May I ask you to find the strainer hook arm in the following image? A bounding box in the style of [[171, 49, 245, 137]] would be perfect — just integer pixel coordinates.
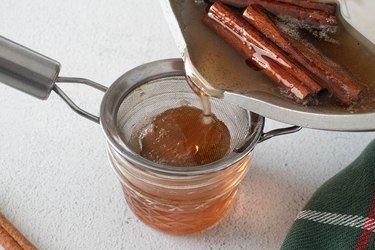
[[54, 77, 108, 124], [0, 36, 107, 123], [259, 125, 302, 143]]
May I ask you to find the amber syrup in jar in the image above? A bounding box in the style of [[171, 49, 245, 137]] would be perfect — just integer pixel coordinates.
[[139, 105, 230, 167], [120, 153, 251, 235]]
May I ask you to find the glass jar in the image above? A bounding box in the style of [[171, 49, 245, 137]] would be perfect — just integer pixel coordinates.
[[108, 145, 252, 234]]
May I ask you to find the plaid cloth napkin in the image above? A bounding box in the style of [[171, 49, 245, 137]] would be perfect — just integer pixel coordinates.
[[281, 139, 375, 250]]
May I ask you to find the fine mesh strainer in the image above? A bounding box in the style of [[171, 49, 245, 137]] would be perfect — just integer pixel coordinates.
[[0, 35, 301, 175], [116, 76, 250, 153], [110, 74, 255, 174]]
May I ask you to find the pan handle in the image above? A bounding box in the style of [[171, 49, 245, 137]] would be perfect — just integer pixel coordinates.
[[0, 35, 107, 124], [259, 125, 302, 143]]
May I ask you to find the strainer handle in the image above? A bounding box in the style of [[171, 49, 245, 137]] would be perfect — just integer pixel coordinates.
[[259, 125, 302, 143], [0, 35, 60, 100], [54, 77, 107, 123], [0, 35, 108, 123]]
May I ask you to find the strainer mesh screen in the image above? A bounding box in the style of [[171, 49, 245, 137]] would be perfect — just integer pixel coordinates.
[[116, 76, 251, 162]]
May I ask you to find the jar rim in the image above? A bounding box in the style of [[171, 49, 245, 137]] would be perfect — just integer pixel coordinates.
[[100, 59, 264, 176]]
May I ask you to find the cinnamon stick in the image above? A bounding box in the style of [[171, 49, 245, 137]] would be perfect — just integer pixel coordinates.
[[245, 0, 337, 28], [0, 213, 37, 250], [243, 4, 362, 105], [204, 2, 317, 103], [207, 2, 322, 93], [292, 39, 362, 105], [209, 0, 337, 14], [0, 226, 23, 250], [209, 0, 249, 8], [272, 0, 337, 14]]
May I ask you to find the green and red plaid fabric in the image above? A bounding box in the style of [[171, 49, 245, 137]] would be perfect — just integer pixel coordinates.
[[282, 140, 375, 250]]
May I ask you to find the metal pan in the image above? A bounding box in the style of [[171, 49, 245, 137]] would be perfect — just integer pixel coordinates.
[[160, 0, 375, 131]]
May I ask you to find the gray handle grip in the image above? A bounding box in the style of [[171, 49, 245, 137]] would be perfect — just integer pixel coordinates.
[[0, 36, 61, 100]]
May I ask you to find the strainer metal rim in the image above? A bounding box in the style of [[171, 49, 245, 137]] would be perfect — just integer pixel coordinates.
[[99, 58, 265, 176]]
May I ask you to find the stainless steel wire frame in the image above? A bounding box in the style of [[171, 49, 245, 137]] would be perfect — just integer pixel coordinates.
[[54, 77, 108, 123]]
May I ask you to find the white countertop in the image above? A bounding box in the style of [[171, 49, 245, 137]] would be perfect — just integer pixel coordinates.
[[1, 1, 374, 249]]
